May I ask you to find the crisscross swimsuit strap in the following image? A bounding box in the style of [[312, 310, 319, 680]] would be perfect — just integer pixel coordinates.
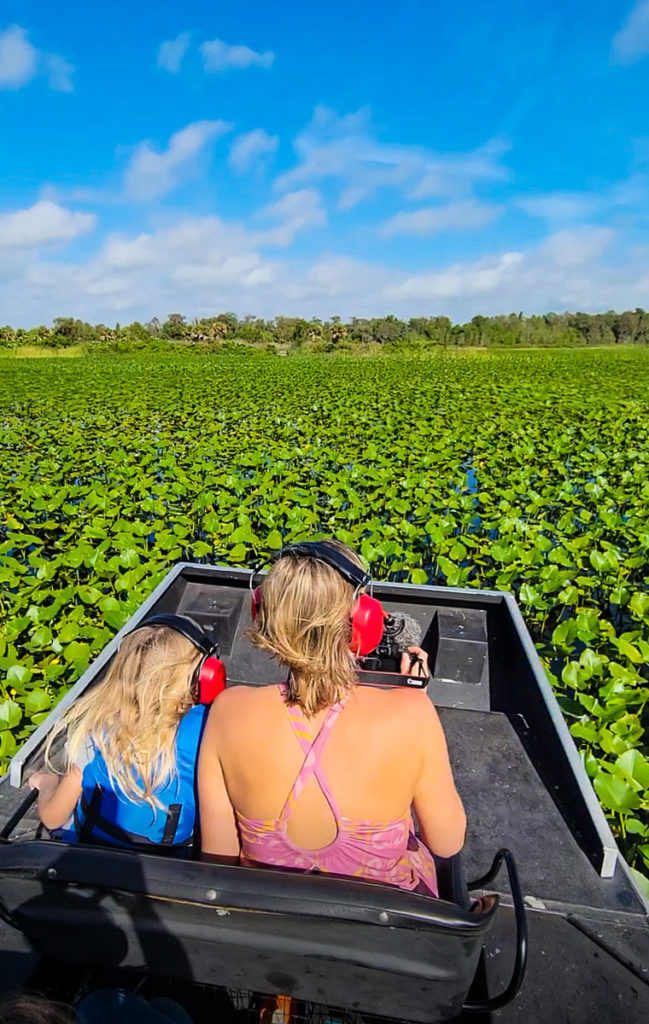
[[278, 684, 347, 824]]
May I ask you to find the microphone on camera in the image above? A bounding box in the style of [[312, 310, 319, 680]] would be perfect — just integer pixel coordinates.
[[382, 613, 422, 651]]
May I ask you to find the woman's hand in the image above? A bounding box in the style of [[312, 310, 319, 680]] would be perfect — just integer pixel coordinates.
[[400, 645, 429, 678]]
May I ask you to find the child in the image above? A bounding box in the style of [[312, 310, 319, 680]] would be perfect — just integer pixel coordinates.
[[29, 622, 208, 848]]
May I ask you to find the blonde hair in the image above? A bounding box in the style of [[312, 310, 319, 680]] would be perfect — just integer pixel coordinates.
[[250, 540, 366, 716], [47, 626, 200, 808], [0, 993, 75, 1024]]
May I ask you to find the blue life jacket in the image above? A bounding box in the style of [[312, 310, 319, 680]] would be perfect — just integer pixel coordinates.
[[69, 704, 208, 849]]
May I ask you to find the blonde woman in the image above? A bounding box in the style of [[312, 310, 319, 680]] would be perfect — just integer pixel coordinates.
[[29, 618, 212, 848], [198, 541, 466, 896]]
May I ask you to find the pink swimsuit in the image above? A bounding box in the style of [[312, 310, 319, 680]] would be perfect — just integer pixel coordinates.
[[236, 685, 438, 897]]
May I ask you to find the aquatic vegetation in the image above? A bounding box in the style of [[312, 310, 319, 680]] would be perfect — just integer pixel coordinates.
[[1, 348, 648, 877]]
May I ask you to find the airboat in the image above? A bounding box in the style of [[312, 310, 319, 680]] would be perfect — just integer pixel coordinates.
[[0, 563, 647, 1023]]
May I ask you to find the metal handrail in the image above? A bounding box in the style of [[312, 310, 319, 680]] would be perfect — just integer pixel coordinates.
[[463, 848, 528, 1014]]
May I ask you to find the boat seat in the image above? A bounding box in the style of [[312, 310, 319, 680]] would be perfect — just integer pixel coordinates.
[[0, 839, 507, 1023]]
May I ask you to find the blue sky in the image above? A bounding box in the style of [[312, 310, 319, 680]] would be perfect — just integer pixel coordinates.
[[1, 0, 649, 326]]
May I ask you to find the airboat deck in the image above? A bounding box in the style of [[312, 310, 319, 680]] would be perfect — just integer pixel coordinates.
[[0, 564, 648, 1023]]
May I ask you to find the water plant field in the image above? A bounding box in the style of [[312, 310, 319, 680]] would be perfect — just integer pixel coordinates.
[[1, 348, 648, 884]]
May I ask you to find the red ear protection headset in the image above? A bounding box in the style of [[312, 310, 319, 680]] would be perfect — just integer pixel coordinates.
[[250, 541, 385, 657], [130, 614, 227, 704]]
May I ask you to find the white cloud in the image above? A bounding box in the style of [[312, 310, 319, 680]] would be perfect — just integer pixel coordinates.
[[538, 226, 614, 267], [289, 257, 389, 305], [157, 33, 190, 73], [259, 189, 326, 246], [125, 120, 233, 200], [609, 173, 649, 207], [173, 253, 274, 289], [0, 25, 37, 89], [99, 219, 277, 292], [44, 54, 74, 92], [384, 252, 524, 304], [382, 228, 618, 311], [0, 214, 283, 322], [410, 140, 510, 199], [229, 129, 279, 172], [277, 106, 509, 209], [0, 200, 95, 248], [516, 192, 598, 221], [515, 178, 649, 225], [3, 209, 646, 329], [613, 2, 649, 63], [381, 200, 503, 237], [102, 217, 255, 271], [200, 38, 274, 72], [0, 25, 74, 91]]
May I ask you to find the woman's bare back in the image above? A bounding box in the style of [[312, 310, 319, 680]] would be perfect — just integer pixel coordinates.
[[204, 682, 465, 856]]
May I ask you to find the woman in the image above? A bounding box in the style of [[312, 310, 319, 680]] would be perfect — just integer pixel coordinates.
[[30, 621, 208, 848], [198, 541, 465, 895]]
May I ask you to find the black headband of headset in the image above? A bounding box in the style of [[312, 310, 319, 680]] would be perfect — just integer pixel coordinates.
[[127, 614, 217, 656], [276, 541, 372, 589]]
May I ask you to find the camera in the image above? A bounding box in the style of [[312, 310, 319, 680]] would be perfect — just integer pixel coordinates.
[[361, 613, 421, 674]]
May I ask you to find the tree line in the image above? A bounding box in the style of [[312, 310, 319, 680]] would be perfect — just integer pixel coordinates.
[[2, 309, 649, 351]]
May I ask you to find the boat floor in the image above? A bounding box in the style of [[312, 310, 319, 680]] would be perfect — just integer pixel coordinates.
[[440, 708, 642, 912]]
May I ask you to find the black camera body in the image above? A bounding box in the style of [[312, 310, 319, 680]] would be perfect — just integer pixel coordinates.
[[365, 639, 402, 673]]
